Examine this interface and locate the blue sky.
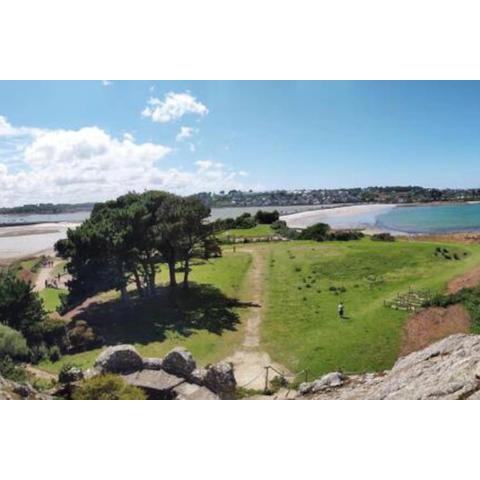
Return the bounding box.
[1,81,480,206]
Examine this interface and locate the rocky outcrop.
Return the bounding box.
[299,372,344,395]
[143,357,163,371]
[80,345,235,399]
[58,366,84,384]
[0,374,52,400]
[204,362,236,399]
[94,345,144,374]
[301,334,480,400]
[162,347,196,379]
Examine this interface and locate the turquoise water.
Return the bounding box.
[377,203,480,234]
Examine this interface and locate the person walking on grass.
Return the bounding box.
[337,302,345,320]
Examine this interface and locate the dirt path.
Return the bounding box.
[447,265,480,294]
[33,259,61,292]
[23,364,57,381]
[225,248,291,390]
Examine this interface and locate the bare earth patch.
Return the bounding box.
[401,258,480,356]
[447,265,480,293]
[401,304,470,356]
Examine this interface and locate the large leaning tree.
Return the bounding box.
[56,190,219,306]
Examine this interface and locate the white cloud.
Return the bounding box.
[175,126,197,142]
[0,116,247,206]
[189,143,196,152]
[142,92,208,123]
[0,115,43,138]
[102,80,112,86]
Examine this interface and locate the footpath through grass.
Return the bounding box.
[41,251,252,373]
[261,238,480,378]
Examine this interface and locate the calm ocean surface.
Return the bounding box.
[0,205,323,226]
[376,203,480,234]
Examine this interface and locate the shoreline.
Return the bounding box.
[0,222,80,264]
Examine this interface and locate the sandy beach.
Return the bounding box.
[0,222,79,263]
[281,203,397,231]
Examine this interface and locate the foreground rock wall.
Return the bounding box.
[302,334,480,400]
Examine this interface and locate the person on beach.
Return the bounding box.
[337,302,345,320]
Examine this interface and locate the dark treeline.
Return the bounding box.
[55,191,221,309]
[0,202,94,215]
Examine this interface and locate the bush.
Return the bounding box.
[371,232,395,242]
[298,223,331,241]
[328,230,364,241]
[271,220,287,230]
[29,343,50,363]
[73,374,147,400]
[48,345,61,362]
[25,318,67,351]
[0,324,29,361]
[0,268,46,338]
[66,320,102,353]
[234,213,257,229]
[0,355,27,383]
[254,210,280,224]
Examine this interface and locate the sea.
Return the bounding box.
[2,203,480,260]
[0,205,323,226]
[376,203,480,234]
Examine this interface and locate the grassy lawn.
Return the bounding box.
[40,251,252,373]
[39,287,67,313]
[261,238,480,378]
[218,224,275,239]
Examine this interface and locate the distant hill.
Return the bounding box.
[196,186,480,208]
[0,203,95,215]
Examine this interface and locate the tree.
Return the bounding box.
[56,191,170,304]
[154,195,213,288]
[57,191,218,306]
[0,269,46,341]
[254,210,280,224]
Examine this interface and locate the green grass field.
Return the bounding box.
[261,238,480,378]
[39,237,480,378]
[40,252,252,373]
[218,224,275,238]
[39,287,67,313]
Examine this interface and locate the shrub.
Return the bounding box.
[66,320,102,353]
[328,230,364,241]
[0,355,27,383]
[48,346,61,362]
[25,318,67,351]
[30,343,50,363]
[254,210,280,224]
[0,268,46,338]
[271,220,287,230]
[0,324,29,361]
[298,223,331,242]
[73,374,147,400]
[371,232,395,242]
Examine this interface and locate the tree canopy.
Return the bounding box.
[56,191,219,307]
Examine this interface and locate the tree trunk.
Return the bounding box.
[133,269,144,296]
[183,258,190,289]
[120,284,129,303]
[168,260,177,287]
[148,262,157,295]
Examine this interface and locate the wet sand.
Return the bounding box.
[281,203,398,231]
[0,222,79,263]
